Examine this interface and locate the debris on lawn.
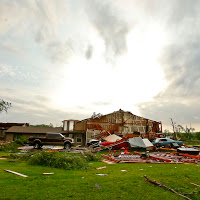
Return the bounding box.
[121,170,127,172]
[177,147,199,155]
[43,173,54,175]
[95,183,101,189]
[0,158,7,160]
[190,182,200,188]
[96,166,106,170]
[102,159,116,164]
[101,151,200,164]
[4,169,28,178]
[96,174,108,176]
[143,175,192,200]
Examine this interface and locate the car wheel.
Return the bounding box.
[64,142,71,149]
[34,142,41,149]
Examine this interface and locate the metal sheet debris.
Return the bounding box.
[128,137,153,149]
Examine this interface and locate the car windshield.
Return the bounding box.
[155,139,160,143]
[167,139,174,142]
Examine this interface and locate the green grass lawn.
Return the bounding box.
[0,153,200,200]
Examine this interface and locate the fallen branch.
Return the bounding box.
[143,175,191,200]
[4,169,28,178]
[182,191,200,195]
[190,182,200,188]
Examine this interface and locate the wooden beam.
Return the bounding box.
[4,169,28,178]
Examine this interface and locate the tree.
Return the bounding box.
[31,123,54,128]
[0,99,12,113]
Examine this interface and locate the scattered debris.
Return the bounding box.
[80,152,87,158]
[96,174,108,176]
[143,175,191,200]
[43,173,54,175]
[177,147,199,155]
[190,182,200,188]
[82,177,84,179]
[128,137,153,150]
[101,151,200,164]
[95,183,101,189]
[0,158,7,160]
[96,166,107,170]
[121,170,127,172]
[4,169,28,178]
[102,159,116,164]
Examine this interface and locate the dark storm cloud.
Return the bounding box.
[84,0,130,61]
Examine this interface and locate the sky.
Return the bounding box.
[0,0,200,131]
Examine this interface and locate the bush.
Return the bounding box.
[84,152,101,162]
[29,152,89,170]
[8,153,33,161]
[14,137,28,146]
[0,142,19,153]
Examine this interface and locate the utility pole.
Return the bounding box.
[170,118,176,139]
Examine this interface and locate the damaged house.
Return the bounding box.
[5,109,162,147]
[69,109,162,145]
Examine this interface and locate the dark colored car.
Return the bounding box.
[29,132,74,149]
[152,138,183,148]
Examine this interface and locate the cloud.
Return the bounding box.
[46,40,74,63]
[137,0,200,130]
[0,0,71,64]
[0,64,39,83]
[0,88,90,125]
[92,101,111,106]
[85,44,93,60]
[84,0,131,62]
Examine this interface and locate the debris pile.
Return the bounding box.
[101,151,200,164]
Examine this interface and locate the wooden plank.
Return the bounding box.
[96,166,106,170]
[43,173,54,175]
[4,169,28,178]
